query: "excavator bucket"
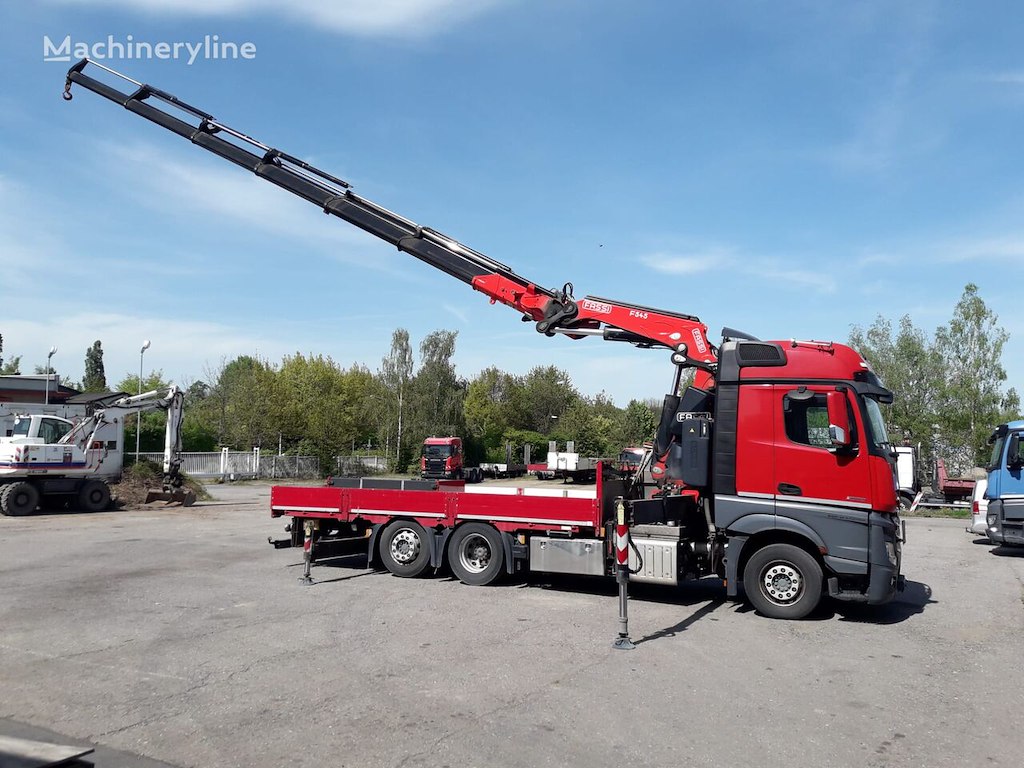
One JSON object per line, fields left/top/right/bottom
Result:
{"left": 144, "top": 487, "right": 197, "bottom": 506}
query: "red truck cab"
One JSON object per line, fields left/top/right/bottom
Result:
{"left": 421, "top": 437, "right": 464, "bottom": 480}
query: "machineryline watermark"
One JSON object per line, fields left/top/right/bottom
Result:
{"left": 44, "top": 35, "right": 257, "bottom": 66}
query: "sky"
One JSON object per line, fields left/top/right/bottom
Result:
{"left": 1, "top": 0, "right": 1022, "bottom": 405}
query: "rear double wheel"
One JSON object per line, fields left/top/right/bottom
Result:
{"left": 380, "top": 519, "right": 432, "bottom": 577}
{"left": 448, "top": 523, "right": 504, "bottom": 586}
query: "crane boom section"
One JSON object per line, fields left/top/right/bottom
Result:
{"left": 64, "top": 59, "right": 715, "bottom": 363}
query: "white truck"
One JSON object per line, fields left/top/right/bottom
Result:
{"left": 1, "top": 402, "right": 87, "bottom": 438}
{"left": 546, "top": 441, "right": 601, "bottom": 483}
{"left": 0, "top": 386, "right": 193, "bottom": 515}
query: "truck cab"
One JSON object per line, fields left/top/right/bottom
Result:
{"left": 421, "top": 437, "right": 464, "bottom": 480}
{"left": 984, "top": 420, "right": 1024, "bottom": 546}
{"left": 3, "top": 415, "right": 75, "bottom": 445}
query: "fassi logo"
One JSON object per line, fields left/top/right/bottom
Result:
{"left": 580, "top": 299, "right": 612, "bottom": 315}
{"left": 691, "top": 328, "right": 708, "bottom": 355}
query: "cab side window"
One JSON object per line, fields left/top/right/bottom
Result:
{"left": 39, "top": 419, "right": 71, "bottom": 444}
{"left": 783, "top": 392, "right": 833, "bottom": 450}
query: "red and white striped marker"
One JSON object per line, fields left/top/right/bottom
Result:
{"left": 612, "top": 498, "right": 635, "bottom": 650}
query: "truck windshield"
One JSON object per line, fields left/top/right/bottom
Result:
{"left": 863, "top": 397, "right": 891, "bottom": 452}
{"left": 422, "top": 445, "right": 453, "bottom": 458}
{"left": 988, "top": 435, "right": 1006, "bottom": 470}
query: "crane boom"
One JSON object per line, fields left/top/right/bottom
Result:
{"left": 63, "top": 59, "right": 717, "bottom": 371}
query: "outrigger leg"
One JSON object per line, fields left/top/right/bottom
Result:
{"left": 612, "top": 498, "right": 636, "bottom": 650}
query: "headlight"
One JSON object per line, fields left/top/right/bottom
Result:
{"left": 987, "top": 514, "right": 997, "bottom": 526}
{"left": 885, "top": 541, "right": 897, "bottom": 565}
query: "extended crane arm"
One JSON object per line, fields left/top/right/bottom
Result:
{"left": 63, "top": 59, "right": 717, "bottom": 370}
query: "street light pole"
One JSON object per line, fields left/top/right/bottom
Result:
{"left": 44, "top": 346, "right": 57, "bottom": 405}
{"left": 136, "top": 339, "right": 150, "bottom": 463}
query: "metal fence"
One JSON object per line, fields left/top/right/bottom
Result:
{"left": 139, "top": 449, "right": 387, "bottom": 480}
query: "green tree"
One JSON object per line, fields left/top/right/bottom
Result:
{"left": 0, "top": 333, "right": 20, "bottom": 374}
{"left": 513, "top": 365, "right": 578, "bottom": 433}
{"left": 933, "top": 284, "right": 1020, "bottom": 467}
{"left": 378, "top": 329, "right": 414, "bottom": 470}
{"left": 554, "top": 398, "right": 617, "bottom": 456}
{"left": 215, "top": 356, "right": 279, "bottom": 451}
{"left": 622, "top": 398, "right": 657, "bottom": 446}
{"left": 407, "top": 330, "right": 466, "bottom": 467}
{"left": 849, "top": 314, "right": 944, "bottom": 443}
{"left": 464, "top": 366, "right": 523, "bottom": 460}
{"left": 277, "top": 354, "right": 374, "bottom": 472}
{"left": 82, "top": 341, "right": 107, "bottom": 392}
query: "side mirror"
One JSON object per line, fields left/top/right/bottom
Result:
{"left": 1009, "top": 434, "right": 1023, "bottom": 468}
{"left": 827, "top": 391, "right": 851, "bottom": 448}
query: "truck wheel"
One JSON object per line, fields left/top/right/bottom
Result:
{"left": 380, "top": 519, "right": 432, "bottom": 577}
{"left": 742, "top": 543, "right": 823, "bottom": 619}
{"left": 448, "top": 523, "right": 504, "bottom": 586}
{"left": 1, "top": 482, "right": 40, "bottom": 516}
{"left": 77, "top": 479, "right": 111, "bottom": 513}
{"left": 898, "top": 492, "right": 914, "bottom": 512}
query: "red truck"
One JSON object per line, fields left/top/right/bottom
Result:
{"left": 64, "top": 60, "right": 905, "bottom": 622}
{"left": 420, "top": 436, "right": 464, "bottom": 480}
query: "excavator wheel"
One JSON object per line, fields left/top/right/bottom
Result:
{"left": 0, "top": 481, "right": 40, "bottom": 516}
{"left": 77, "top": 479, "right": 112, "bottom": 513}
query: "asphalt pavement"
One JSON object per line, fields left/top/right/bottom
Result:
{"left": 1, "top": 481, "right": 1022, "bottom": 768}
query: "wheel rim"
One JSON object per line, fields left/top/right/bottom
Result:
{"left": 761, "top": 561, "right": 803, "bottom": 605}
{"left": 389, "top": 528, "right": 422, "bottom": 565}
{"left": 458, "top": 533, "right": 492, "bottom": 574}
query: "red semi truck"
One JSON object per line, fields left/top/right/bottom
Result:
{"left": 64, "top": 60, "right": 905, "bottom": 621}
{"left": 420, "top": 436, "right": 465, "bottom": 480}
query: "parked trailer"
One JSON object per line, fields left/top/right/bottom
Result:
{"left": 272, "top": 469, "right": 627, "bottom": 587}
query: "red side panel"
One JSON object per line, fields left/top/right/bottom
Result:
{"left": 733, "top": 384, "right": 776, "bottom": 496}
{"left": 270, "top": 484, "right": 602, "bottom": 533}
{"left": 271, "top": 486, "right": 344, "bottom": 517}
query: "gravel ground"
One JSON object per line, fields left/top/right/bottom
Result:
{"left": 1, "top": 480, "right": 1022, "bottom": 768}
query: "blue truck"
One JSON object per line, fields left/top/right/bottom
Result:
{"left": 984, "top": 420, "right": 1024, "bottom": 546}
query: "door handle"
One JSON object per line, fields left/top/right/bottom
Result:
{"left": 778, "top": 483, "right": 802, "bottom": 496}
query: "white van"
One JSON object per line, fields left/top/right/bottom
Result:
{"left": 967, "top": 478, "right": 989, "bottom": 536}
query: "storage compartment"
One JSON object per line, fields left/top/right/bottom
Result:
{"left": 628, "top": 535, "right": 679, "bottom": 585}
{"left": 529, "top": 537, "right": 606, "bottom": 576}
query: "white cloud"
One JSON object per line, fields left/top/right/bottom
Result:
{"left": 640, "top": 250, "right": 728, "bottom": 275}
{"left": 640, "top": 245, "right": 837, "bottom": 293}
{"left": 97, "top": 140, "right": 408, "bottom": 277}
{"left": 987, "top": 71, "right": 1024, "bottom": 85}
{"left": 939, "top": 235, "right": 1024, "bottom": 264}
{"left": 442, "top": 303, "right": 469, "bottom": 324}
{"left": 51, "top": 0, "right": 508, "bottom": 37}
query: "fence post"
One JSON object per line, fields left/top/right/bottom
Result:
{"left": 220, "top": 447, "right": 229, "bottom": 481}
{"left": 253, "top": 446, "right": 261, "bottom": 479}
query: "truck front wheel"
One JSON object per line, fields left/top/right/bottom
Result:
{"left": 448, "top": 523, "right": 504, "bottom": 586}
{"left": 0, "top": 483, "right": 39, "bottom": 520}
{"left": 380, "top": 519, "right": 432, "bottom": 577}
{"left": 743, "top": 543, "right": 823, "bottom": 619}
{"left": 0, "top": 482, "right": 39, "bottom": 516}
